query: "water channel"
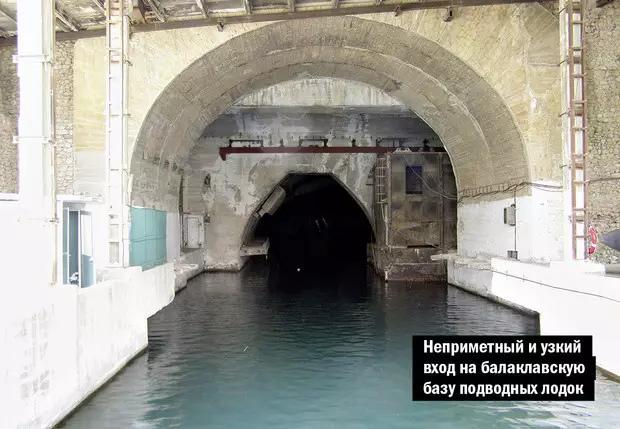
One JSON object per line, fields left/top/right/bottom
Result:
{"left": 59, "top": 261, "right": 620, "bottom": 429}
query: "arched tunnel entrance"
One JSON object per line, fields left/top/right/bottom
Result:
{"left": 248, "top": 174, "right": 374, "bottom": 291}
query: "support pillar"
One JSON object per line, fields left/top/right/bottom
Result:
{"left": 105, "top": 0, "right": 131, "bottom": 267}
{"left": 15, "top": 0, "right": 57, "bottom": 286}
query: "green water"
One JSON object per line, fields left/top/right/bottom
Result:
{"left": 59, "top": 262, "right": 620, "bottom": 429}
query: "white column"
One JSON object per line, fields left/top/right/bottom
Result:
{"left": 105, "top": 0, "right": 131, "bottom": 267}
{"left": 16, "top": 0, "right": 57, "bottom": 286}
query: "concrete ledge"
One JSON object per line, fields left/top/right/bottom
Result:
{"left": 386, "top": 262, "right": 446, "bottom": 282}
{"left": 173, "top": 249, "right": 206, "bottom": 292}
{"left": 240, "top": 240, "right": 269, "bottom": 256}
{"left": 447, "top": 255, "right": 620, "bottom": 379}
{"left": 447, "top": 257, "right": 493, "bottom": 298}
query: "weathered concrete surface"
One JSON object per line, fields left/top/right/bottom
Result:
{"left": 70, "top": 7, "right": 561, "bottom": 207}
{"left": 585, "top": 1, "right": 620, "bottom": 264}
{"left": 0, "top": 41, "right": 76, "bottom": 194}
{"left": 447, "top": 256, "right": 494, "bottom": 297}
{"left": 166, "top": 211, "right": 182, "bottom": 262}
{"left": 0, "top": 263, "right": 176, "bottom": 429}
{"left": 203, "top": 106, "right": 438, "bottom": 146}
{"left": 185, "top": 151, "right": 375, "bottom": 270}
{"left": 173, "top": 249, "right": 206, "bottom": 292}
{"left": 236, "top": 78, "right": 403, "bottom": 107}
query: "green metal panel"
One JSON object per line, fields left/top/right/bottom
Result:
{"left": 129, "top": 207, "right": 167, "bottom": 269}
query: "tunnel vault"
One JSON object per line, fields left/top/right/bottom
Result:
{"left": 130, "top": 15, "right": 533, "bottom": 210}
{"left": 240, "top": 173, "right": 376, "bottom": 254}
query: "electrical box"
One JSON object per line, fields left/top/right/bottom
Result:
{"left": 183, "top": 214, "right": 204, "bottom": 248}
{"left": 503, "top": 205, "right": 516, "bottom": 226}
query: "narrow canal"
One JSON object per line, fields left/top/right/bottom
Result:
{"left": 59, "top": 261, "right": 620, "bottom": 428}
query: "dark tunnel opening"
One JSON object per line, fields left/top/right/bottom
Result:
{"left": 253, "top": 174, "right": 373, "bottom": 292}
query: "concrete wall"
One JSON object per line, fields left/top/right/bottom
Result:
{"left": 236, "top": 78, "right": 403, "bottom": 107}
{"left": 447, "top": 256, "right": 620, "bottom": 378}
{"left": 0, "top": 263, "right": 175, "bottom": 429}
{"left": 0, "top": 42, "right": 76, "bottom": 194}
{"left": 492, "top": 259, "right": 620, "bottom": 377}
{"left": 204, "top": 107, "right": 440, "bottom": 147}
{"left": 185, "top": 150, "right": 375, "bottom": 270}
{"left": 180, "top": 80, "right": 410, "bottom": 269}
{"left": 166, "top": 212, "right": 181, "bottom": 262}
{"left": 585, "top": 1, "right": 620, "bottom": 264}
{"left": 457, "top": 184, "right": 564, "bottom": 262}
{"left": 0, "top": 195, "right": 20, "bottom": 268}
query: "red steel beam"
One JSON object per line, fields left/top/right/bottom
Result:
{"left": 219, "top": 146, "right": 445, "bottom": 160}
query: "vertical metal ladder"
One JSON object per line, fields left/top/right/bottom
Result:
{"left": 564, "top": 0, "right": 589, "bottom": 260}
{"left": 374, "top": 154, "right": 390, "bottom": 246}
{"left": 374, "top": 155, "right": 388, "bottom": 205}
{"left": 105, "top": 0, "right": 130, "bottom": 266}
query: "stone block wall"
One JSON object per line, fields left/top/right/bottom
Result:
{"left": 0, "top": 41, "right": 75, "bottom": 194}
{"left": 585, "top": 1, "right": 620, "bottom": 263}
{"left": 0, "top": 46, "right": 18, "bottom": 193}
{"left": 56, "top": 41, "right": 76, "bottom": 194}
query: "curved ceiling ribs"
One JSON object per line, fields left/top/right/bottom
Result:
{"left": 132, "top": 16, "right": 530, "bottom": 204}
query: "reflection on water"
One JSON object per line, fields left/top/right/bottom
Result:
{"left": 59, "top": 260, "right": 620, "bottom": 429}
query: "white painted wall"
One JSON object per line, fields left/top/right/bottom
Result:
{"left": 74, "top": 151, "right": 106, "bottom": 198}
{"left": 447, "top": 256, "right": 620, "bottom": 378}
{"left": 0, "top": 263, "right": 175, "bottom": 429}
{"left": 457, "top": 184, "right": 564, "bottom": 262}
{"left": 491, "top": 258, "right": 620, "bottom": 378}
{"left": 0, "top": 195, "right": 20, "bottom": 267}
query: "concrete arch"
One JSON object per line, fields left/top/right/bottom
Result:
{"left": 131, "top": 16, "right": 533, "bottom": 209}
{"left": 185, "top": 57, "right": 493, "bottom": 189}
{"left": 193, "top": 150, "right": 377, "bottom": 269}
{"left": 239, "top": 172, "right": 377, "bottom": 250}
